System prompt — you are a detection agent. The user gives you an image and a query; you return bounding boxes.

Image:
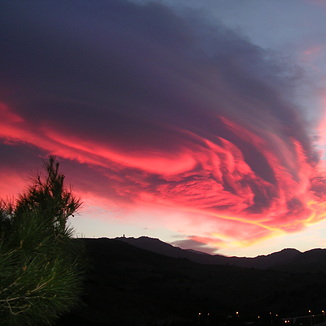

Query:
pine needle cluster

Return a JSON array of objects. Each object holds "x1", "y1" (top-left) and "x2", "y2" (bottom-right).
[{"x1": 0, "y1": 157, "x2": 84, "y2": 326}]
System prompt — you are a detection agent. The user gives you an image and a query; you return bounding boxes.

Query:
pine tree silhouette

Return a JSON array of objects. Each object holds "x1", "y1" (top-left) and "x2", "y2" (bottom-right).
[{"x1": 0, "y1": 156, "x2": 84, "y2": 326}]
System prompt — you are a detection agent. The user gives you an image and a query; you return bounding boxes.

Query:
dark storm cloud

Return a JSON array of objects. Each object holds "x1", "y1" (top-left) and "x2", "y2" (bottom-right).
[
  {"x1": 172, "y1": 238, "x2": 219, "y2": 255},
  {"x1": 1, "y1": 0, "x2": 311, "y2": 165}
]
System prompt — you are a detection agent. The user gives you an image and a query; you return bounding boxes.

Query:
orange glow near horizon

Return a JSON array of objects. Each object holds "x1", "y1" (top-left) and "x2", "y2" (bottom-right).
[{"x1": 1, "y1": 101, "x2": 326, "y2": 252}]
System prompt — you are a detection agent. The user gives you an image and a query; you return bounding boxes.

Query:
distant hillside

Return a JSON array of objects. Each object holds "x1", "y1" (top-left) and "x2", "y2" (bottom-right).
[
  {"x1": 115, "y1": 236, "x2": 229, "y2": 264},
  {"x1": 56, "y1": 238, "x2": 326, "y2": 326},
  {"x1": 116, "y1": 236, "x2": 317, "y2": 271},
  {"x1": 273, "y1": 248, "x2": 326, "y2": 273},
  {"x1": 227, "y1": 248, "x2": 302, "y2": 269}
]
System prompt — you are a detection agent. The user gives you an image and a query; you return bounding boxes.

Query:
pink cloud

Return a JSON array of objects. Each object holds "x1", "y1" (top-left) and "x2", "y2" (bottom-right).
[{"x1": 1, "y1": 101, "x2": 325, "y2": 250}]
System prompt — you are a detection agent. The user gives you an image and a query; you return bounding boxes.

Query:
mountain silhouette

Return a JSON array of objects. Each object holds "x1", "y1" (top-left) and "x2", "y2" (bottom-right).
[
  {"x1": 116, "y1": 236, "x2": 307, "y2": 270},
  {"x1": 55, "y1": 237, "x2": 326, "y2": 326}
]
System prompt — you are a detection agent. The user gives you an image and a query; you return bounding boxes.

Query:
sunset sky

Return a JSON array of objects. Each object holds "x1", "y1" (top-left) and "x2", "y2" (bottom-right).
[{"x1": 2, "y1": 0, "x2": 326, "y2": 257}]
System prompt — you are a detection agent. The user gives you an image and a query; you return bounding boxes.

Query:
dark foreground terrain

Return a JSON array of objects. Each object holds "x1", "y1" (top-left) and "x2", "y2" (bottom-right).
[{"x1": 55, "y1": 238, "x2": 326, "y2": 326}]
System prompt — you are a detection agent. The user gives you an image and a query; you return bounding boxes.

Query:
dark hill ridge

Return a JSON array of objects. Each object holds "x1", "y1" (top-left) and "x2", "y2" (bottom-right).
[
  {"x1": 273, "y1": 248, "x2": 326, "y2": 273},
  {"x1": 56, "y1": 238, "x2": 326, "y2": 326},
  {"x1": 227, "y1": 248, "x2": 302, "y2": 269},
  {"x1": 116, "y1": 236, "x2": 320, "y2": 272},
  {"x1": 115, "y1": 236, "x2": 223, "y2": 264}
]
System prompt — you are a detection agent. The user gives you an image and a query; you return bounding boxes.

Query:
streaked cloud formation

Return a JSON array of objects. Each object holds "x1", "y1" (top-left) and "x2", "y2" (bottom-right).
[{"x1": 1, "y1": 0, "x2": 326, "y2": 254}]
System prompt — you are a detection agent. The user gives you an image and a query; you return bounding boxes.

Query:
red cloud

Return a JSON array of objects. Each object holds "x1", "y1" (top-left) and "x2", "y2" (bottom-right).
[{"x1": 1, "y1": 101, "x2": 326, "y2": 250}]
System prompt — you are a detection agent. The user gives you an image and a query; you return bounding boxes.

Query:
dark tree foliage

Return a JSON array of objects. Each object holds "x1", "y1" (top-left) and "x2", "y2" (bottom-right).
[{"x1": 0, "y1": 157, "x2": 84, "y2": 326}]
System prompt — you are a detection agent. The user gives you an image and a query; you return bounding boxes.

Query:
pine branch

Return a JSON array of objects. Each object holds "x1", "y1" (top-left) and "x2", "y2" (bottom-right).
[{"x1": 0, "y1": 157, "x2": 84, "y2": 326}]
